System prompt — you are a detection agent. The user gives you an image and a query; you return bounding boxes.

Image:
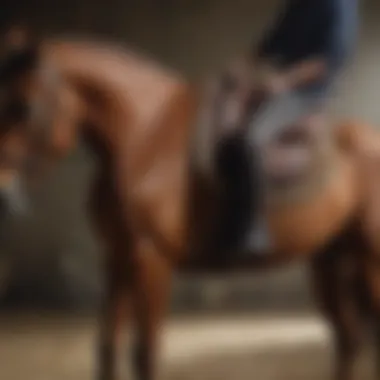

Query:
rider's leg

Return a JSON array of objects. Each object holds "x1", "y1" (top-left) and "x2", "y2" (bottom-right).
[{"x1": 243, "y1": 91, "x2": 313, "y2": 254}]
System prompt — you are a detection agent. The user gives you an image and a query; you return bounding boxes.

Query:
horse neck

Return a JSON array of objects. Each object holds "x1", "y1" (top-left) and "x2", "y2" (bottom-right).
[
  {"x1": 46, "y1": 39, "x2": 221, "y2": 197},
  {"x1": 48, "y1": 46, "x2": 126, "y2": 151},
  {"x1": 46, "y1": 40, "x2": 179, "y2": 156}
]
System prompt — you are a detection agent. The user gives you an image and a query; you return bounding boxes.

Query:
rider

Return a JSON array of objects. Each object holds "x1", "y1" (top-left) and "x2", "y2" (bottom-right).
[{"x1": 236, "y1": 0, "x2": 359, "y2": 252}]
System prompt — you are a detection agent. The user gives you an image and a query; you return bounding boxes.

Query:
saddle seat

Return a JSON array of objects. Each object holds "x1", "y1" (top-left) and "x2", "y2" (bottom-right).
[{"x1": 261, "y1": 123, "x2": 329, "y2": 193}]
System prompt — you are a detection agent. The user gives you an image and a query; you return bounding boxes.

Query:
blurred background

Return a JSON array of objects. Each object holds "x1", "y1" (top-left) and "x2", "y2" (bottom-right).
[{"x1": 0, "y1": 0, "x2": 379, "y2": 379}]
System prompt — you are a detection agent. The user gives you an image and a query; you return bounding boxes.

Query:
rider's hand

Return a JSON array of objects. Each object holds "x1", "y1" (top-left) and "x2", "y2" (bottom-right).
[
  {"x1": 227, "y1": 57, "x2": 255, "y2": 91},
  {"x1": 261, "y1": 74, "x2": 290, "y2": 96}
]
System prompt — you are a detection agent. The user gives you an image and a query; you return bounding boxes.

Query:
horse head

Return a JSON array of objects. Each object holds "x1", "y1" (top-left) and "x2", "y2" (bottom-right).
[{"x1": 0, "y1": 25, "x2": 82, "y2": 217}]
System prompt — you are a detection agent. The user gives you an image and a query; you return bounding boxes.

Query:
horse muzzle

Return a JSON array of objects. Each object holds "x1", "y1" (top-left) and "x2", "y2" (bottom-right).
[{"x1": 0, "y1": 174, "x2": 29, "y2": 217}]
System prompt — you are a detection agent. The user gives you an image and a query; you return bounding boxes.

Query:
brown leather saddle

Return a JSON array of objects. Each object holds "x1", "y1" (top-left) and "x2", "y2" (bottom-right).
[{"x1": 261, "y1": 123, "x2": 321, "y2": 188}]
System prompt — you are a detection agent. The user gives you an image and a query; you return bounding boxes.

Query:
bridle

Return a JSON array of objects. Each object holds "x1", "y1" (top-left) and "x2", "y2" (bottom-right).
[
  {"x1": 18, "y1": 62, "x2": 62, "y2": 180},
  {"x1": 29, "y1": 62, "x2": 62, "y2": 146}
]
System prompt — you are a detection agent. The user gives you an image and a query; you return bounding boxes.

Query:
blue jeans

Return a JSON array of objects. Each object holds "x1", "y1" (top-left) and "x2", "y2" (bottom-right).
[
  {"x1": 258, "y1": 0, "x2": 358, "y2": 93},
  {"x1": 244, "y1": 0, "x2": 359, "y2": 253},
  {"x1": 244, "y1": 90, "x2": 325, "y2": 253}
]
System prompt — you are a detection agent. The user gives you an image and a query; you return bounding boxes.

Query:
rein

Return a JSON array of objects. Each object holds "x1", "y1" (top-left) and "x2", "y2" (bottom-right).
[
  {"x1": 21, "y1": 64, "x2": 62, "y2": 179},
  {"x1": 29, "y1": 64, "x2": 61, "y2": 145}
]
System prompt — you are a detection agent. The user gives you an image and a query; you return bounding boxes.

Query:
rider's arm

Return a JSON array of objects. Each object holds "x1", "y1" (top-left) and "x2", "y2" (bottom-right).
[
  {"x1": 281, "y1": 58, "x2": 327, "y2": 89},
  {"x1": 281, "y1": 0, "x2": 358, "y2": 90},
  {"x1": 250, "y1": 0, "x2": 358, "y2": 93},
  {"x1": 253, "y1": 1, "x2": 298, "y2": 65},
  {"x1": 247, "y1": 0, "x2": 331, "y2": 92}
]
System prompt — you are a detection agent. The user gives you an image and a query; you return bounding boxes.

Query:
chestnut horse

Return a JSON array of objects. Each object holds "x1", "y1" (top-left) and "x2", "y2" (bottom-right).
[{"x1": 0, "y1": 27, "x2": 379, "y2": 380}]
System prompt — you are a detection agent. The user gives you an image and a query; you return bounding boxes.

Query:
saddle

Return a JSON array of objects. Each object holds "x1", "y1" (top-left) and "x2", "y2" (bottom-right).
[
  {"x1": 197, "y1": 70, "x2": 334, "y2": 260},
  {"x1": 213, "y1": 118, "x2": 333, "y2": 257},
  {"x1": 262, "y1": 123, "x2": 329, "y2": 189},
  {"x1": 216, "y1": 119, "x2": 332, "y2": 200},
  {"x1": 263, "y1": 123, "x2": 338, "y2": 212}
]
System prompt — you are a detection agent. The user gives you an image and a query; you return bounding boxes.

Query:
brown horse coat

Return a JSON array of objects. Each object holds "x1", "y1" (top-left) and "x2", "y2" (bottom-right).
[{"x1": 0, "y1": 29, "x2": 380, "y2": 380}]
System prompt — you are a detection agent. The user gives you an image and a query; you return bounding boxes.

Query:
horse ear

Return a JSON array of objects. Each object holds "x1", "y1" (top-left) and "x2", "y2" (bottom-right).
[
  {"x1": 0, "y1": 24, "x2": 41, "y2": 82},
  {"x1": 2, "y1": 24, "x2": 38, "y2": 52}
]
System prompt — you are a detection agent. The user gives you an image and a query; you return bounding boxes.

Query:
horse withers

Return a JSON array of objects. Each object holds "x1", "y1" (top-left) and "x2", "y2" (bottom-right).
[{"x1": 0, "y1": 26, "x2": 379, "y2": 380}]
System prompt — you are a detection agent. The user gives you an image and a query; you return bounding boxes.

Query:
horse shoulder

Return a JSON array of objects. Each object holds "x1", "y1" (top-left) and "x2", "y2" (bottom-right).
[{"x1": 113, "y1": 84, "x2": 198, "y2": 261}]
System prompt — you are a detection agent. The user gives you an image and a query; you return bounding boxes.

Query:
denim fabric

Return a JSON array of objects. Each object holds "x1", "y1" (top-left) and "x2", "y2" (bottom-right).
[{"x1": 256, "y1": 0, "x2": 359, "y2": 97}]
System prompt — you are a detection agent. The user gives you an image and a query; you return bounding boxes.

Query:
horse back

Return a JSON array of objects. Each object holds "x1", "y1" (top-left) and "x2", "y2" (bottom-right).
[{"x1": 334, "y1": 120, "x2": 380, "y2": 157}]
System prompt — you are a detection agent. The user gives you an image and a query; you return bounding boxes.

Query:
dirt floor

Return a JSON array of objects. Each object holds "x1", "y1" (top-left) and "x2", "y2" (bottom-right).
[
  {"x1": 168, "y1": 346, "x2": 373, "y2": 380},
  {"x1": 0, "y1": 313, "x2": 374, "y2": 380}
]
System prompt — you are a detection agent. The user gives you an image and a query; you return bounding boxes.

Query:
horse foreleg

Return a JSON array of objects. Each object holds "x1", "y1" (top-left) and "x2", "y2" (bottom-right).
[
  {"x1": 130, "y1": 237, "x2": 172, "y2": 380},
  {"x1": 97, "y1": 251, "x2": 128, "y2": 380},
  {"x1": 363, "y1": 258, "x2": 380, "y2": 380},
  {"x1": 359, "y1": 153, "x2": 380, "y2": 379},
  {"x1": 310, "y1": 250, "x2": 363, "y2": 380},
  {"x1": 374, "y1": 322, "x2": 380, "y2": 380}
]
